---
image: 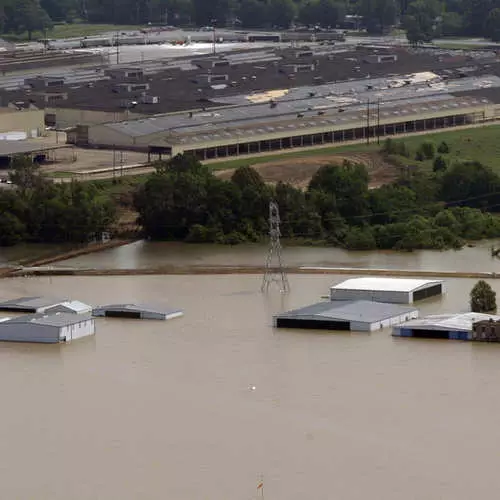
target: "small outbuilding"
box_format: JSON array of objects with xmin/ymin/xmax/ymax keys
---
[
  {"xmin": 330, "ymin": 277, "xmax": 444, "ymax": 304},
  {"xmin": 0, "ymin": 296, "xmax": 70, "ymax": 313},
  {"xmin": 0, "ymin": 312, "xmax": 95, "ymax": 343},
  {"xmin": 92, "ymin": 303, "xmax": 183, "ymax": 321},
  {"xmin": 274, "ymin": 300, "xmax": 418, "ymax": 332},
  {"xmin": 393, "ymin": 312, "xmax": 500, "ymax": 341},
  {"xmin": 44, "ymin": 300, "xmax": 92, "ymax": 315}
]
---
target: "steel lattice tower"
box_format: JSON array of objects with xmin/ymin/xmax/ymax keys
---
[{"xmin": 261, "ymin": 201, "xmax": 290, "ymax": 293}]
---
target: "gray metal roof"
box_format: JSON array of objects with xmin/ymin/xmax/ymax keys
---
[
  {"xmin": 103, "ymin": 71, "xmax": 495, "ymax": 143},
  {"xmin": 0, "ymin": 296, "xmax": 67, "ymax": 310},
  {"xmin": 276, "ymin": 300, "xmax": 417, "ymax": 323},
  {"xmin": 93, "ymin": 303, "xmax": 182, "ymax": 315},
  {"xmin": 0, "ymin": 142, "xmax": 70, "ymax": 157},
  {"xmin": 394, "ymin": 312, "xmax": 500, "ymax": 332},
  {"xmin": 1, "ymin": 312, "xmax": 92, "ymax": 327}
]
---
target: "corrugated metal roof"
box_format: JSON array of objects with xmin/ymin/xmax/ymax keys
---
[
  {"xmin": 2, "ymin": 312, "xmax": 93, "ymax": 327},
  {"xmin": 395, "ymin": 312, "xmax": 500, "ymax": 332},
  {"xmin": 0, "ymin": 296, "xmax": 67, "ymax": 309},
  {"xmin": 276, "ymin": 300, "xmax": 417, "ymax": 323},
  {"xmin": 331, "ymin": 278, "xmax": 443, "ymax": 293},
  {"xmin": 93, "ymin": 303, "xmax": 182, "ymax": 316}
]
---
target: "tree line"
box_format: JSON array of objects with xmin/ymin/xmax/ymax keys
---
[
  {"xmin": 4, "ymin": 0, "xmax": 500, "ymax": 43},
  {"xmin": 0, "ymin": 157, "xmax": 115, "ymax": 246},
  {"xmin": 133, "ymin": 151, "xmax": 500, "ymax": 251}
]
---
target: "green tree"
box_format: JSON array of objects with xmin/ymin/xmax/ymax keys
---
[
  {"xmin": 485, "ymin": 8, "xmax": 500, "ymax": 41},
  {"xmin": 441, "ymin": 11, "xmax": 463, "ymax": 36},
  {"xmin": 433, "ymin": 155, "xmax": 447, "ymax": 172},
  {"xmin": 359, "ymin": 0, "xmax": 397, "ymax": 33},
  {"xmin": 237, "ymin": 0, "xmax": 268, "ymax": 27},
  {"xmin": 267, "ymin": 0, "xmax": 295, "ymax": 27},
  {"xmin": 470, "ymin": 280, "xmax": 497, "ymax": 313},
  {"xmin": 437, "ymin": 141, "xmax": 449, "ymax": 154}
]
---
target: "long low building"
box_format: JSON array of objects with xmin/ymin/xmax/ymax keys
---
[
  {"xmin": 85, "ymin": 92, "xmax": 498, "ymax": 158},
  {"xmin": 393, "ymin": 312, "xmax": 500, "ymax": 341},
  {"xmin": 330, "ymin": 277, "xmax": 444, "ymax": 304},
  {"xmin": 0, "ymin": 312, "xmax": 95, "ymax": 343},
  {"xmin": 274, "ymin": 300, "xmax": 419, "ymax": 332},
  {"xmin": 92, "ymin": 303, "xmax": 183, "ymax": 320}
]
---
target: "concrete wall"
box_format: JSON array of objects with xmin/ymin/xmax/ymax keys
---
[{"xmin": 0, "ymin": 108, "xmax": 44, "ymax": 137}]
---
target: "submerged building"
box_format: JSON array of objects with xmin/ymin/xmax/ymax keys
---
[
  {"xmin": 330, "ymin": 277, "xmax": 444, "ymax": 304},
  {"xmin": 274, "ymin": 300, "xmax": 418, "ymax": 332},
  {"xmin": 92, "ymin": 303, "xmax": 183, "ymax": 320},
  {"xmin": 0, "ymin": 297, "xmax": 92, "ymax": 314},
  {"xmin": 0, "ymin": 312, "xmax": 95, "ymax": 343},
  {"xmin": 393, "ymin": 312, "xmax": 500, "ymax": 341}
]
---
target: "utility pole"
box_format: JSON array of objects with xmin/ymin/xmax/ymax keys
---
[
  {"xmin": 116, "ymin": 31, "xmax": 120, "ymax": 65},
  {"xmin": 211, "ymin": 18, "xmax": 217, "ymax": 55},
  {"xmin": 261, "ymin": 201, "xmax": 290, "ymax": 293},
  {"xmin": 366, "ymin": 98, "xmax": 370, "ymax": 145},
  {"xmin": 377, "ymin": 98, "xmax": 380, "ymax": 145}
]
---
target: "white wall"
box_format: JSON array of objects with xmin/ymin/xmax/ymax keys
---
[
  {"xmin": 330, "ymin": 289, "xmax": 411, "ymax": 304},
  {"xmin": 351, "ymin": 310, "xmax": 419, "ymax": 332},
  {"xmin": 61, "ymin": 319, "xmax": 95, "ymax": 341}
]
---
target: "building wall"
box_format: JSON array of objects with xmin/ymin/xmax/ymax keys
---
[
  {"xmin": 0, "ymin": 108, "xmax": 44, "ymax": 137},
  {"xmin": 0, "ymin": 324, "xmax": 59, "ymax": 343},
  {"xmin": 47, "ymin": 107, "xmax": 146, "ymax": 129},
  {"xmin": 330, "ymin": 289, "xmax": 410, "ymax": 304},
  {"xmin": 62, "ymin": 318, "xmax": 95, "ymax": 341},
  {"xmin": 351, "ymin": 310, "xmax": 418, "ymax": 331}
]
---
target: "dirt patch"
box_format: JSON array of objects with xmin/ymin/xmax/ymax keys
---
[{"xmin": 216, "ymin": 151, "xmax": 398, "ymax": 189}]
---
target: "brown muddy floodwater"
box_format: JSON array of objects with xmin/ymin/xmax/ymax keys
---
[
  {"xmin": 1, "ymin": 271, "xmax": 500, "ymax": 500},
  {"xmin": 54, "ymin": 239, "xmax": 500, "ymax": 273}
]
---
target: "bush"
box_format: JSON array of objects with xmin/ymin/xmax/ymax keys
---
[
  {"xmin": 420, "ymin": 141, "xmax": 436, "ymax": 160},
  {"xmin": 415, "ymin": 150, "xmax": 425, "ymax": 161},
  {"xmin": 470, "ymin": 280, "xmax": 497, "ymax": 312},
  {"xmin": 437, "ymin": 141, "xmax": 450, "ymax": 154},
  {"xmin": 433, "ymin": 155, "xmax": 447, "ymax": 172},
  {"xmin": 343, "ymin": 226, "xmax": 377, "ymax": 250}
]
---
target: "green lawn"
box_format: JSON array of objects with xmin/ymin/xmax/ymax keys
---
[
  {"xmin": 384, "ymin": 125, "xmax": 500, "ymax": 172},
  {"xmin": 5, "ymin": 23, "xmax": 144, "ymax": 42}
]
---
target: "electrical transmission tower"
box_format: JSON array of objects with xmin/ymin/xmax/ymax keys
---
[{"xmin": 261, "ymin": 201, "xmax": 290, "ymax": 293}]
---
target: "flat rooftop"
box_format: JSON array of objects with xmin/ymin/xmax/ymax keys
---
[
  {"xmin": 0, "ymin": 141, "xmax": 71, "ymax": 157},
  {"xmin": 331, "ymin": 278, "xmax": 444, "ymax": 293},
  {"xmin": 276, "ymin": 300, "xmax": 418, "ymax": 323},
  {"xmin": 0, "ymin": 296, "xmax": 67, "ymax": 310},
  {"xmin": 394, "ymin": 312, "xmax": 500, "ymax": 332}
]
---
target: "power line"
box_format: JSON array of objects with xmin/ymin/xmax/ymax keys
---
[{"xmin": 261, "ymin": 201, "xmax": 290, "ymax": 293}]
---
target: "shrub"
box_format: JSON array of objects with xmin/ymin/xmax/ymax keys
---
[
  {"xmin": 470, "ymin": 280, "xmax": 497, "ymax": 312},
  {"xmin": 437, "ymin": 141, "xmax": 450, "ymax": 154}
]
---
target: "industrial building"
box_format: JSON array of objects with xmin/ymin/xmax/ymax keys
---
[
  {"xmin": 92, "ymin": 303, "xmax": 184, "ymax": 320},
  {"xmin": 0, "ymin": 312, "xmax": 95, "ymax": 343},
  {"xmin": 0, "ymin": 104, "xmax": 44, "ymax": 140},
  {"xmin": 330, "ymin": 278, "xmax": 444, "ymax": 304},
  {"xmin": 393, "ymin": 312, "xmax": 500, "ymax": 341},
  {"xmin": 0, "ymin": 296, "xmax": 72, "ymax": 313},
  {"xmin": 274, "ymin": 300, "xmax": 418, "ymax": 332},
  {"xmin": 44, "ymin": 300, "xmax": 93, "ymax": 315}
]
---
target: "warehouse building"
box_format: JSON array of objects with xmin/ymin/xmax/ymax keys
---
[
  {"xmin": 330, "ymin": 277, "xmax": 444, "ymax": 304},
  {"xmin": 274, "ymin": 300, "xmax": 418, "ymax": 332},
  {"xmin": 0, "ymin": 312, "xmax": 95, "ymax": 343},
  {"xmin": 85, "ymin": 93, "xmax": 496, "ymax": 157},
  {"xmin": 92, "ymin": 303, "xmax": 183, "ymax": 320},
  {"xmin": 0, "ymin": 296, "xmax": 70, "ymax": 313},
  {"xmin": 44, "ymin": 300, "xmax": 93, "ymax": 315},
  {"xmin": 0, "ymin": 104, "xmax": 44, "ymax": 140},
  {"xmin": 393, "ymin": 312, "xmax": 500, "ymax": 341}
]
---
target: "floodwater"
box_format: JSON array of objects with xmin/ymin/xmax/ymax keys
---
[
  {"xmin": 1, "ymin": 270, "xmax": 500, "ymax": 499},
  {"xmin": 55, "ymin": 238, "xmax": 500, "ymax": 273}
]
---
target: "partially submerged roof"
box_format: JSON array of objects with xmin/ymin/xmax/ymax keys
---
[
  {"xmin": 276, "ymin": 300, "xmax": 417, "ymax": 323},
  {"xmin": 0, "ymin": 296, "xmax": 67, "ymax": 310},
  {"xmin": 0, "ymin": 312, "xmax": 93, "ymax": 328},
  {"xmin": 397, "ymin": 312, "xmax": 500, "ymax": 332},
  {"xmin": 331, "ymin": 277, "xmax": 443, "ymax": 293},
  {"xmin": 93, "ymin": 303, "xmax": 182, "ymax": 316},
  {"xmin": 45, "ymin": 300, "xmax": 92, "ymax": 314}
]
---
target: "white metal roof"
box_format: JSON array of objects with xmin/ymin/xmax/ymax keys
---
[
  {"xmin": 331, "ymin": 277, "xmax": 443, "ymax": 293},
  {"xmin": 396, "ymin": 312, "xmax": 500, "ymax": 332}
]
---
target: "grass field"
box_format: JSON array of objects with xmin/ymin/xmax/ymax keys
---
[
  {"xmin": 206, "ymin": 125, "xmax": 500, "ymax": 172},
  {"xmin": 5, "ymin": 23, "xmax": 144, "ymax": 42},
  {"xmin": 383, "ymin": 125, "xmax": 500, "ymax": 171}
]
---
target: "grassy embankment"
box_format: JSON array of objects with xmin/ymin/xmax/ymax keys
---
[
  {"xmin": 4, "ymin": 23, "xmax": 145, "ymax": 42},
  {"xmin": 83, "ymin": 124, "xmax": 500, "ymax": 191}
]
